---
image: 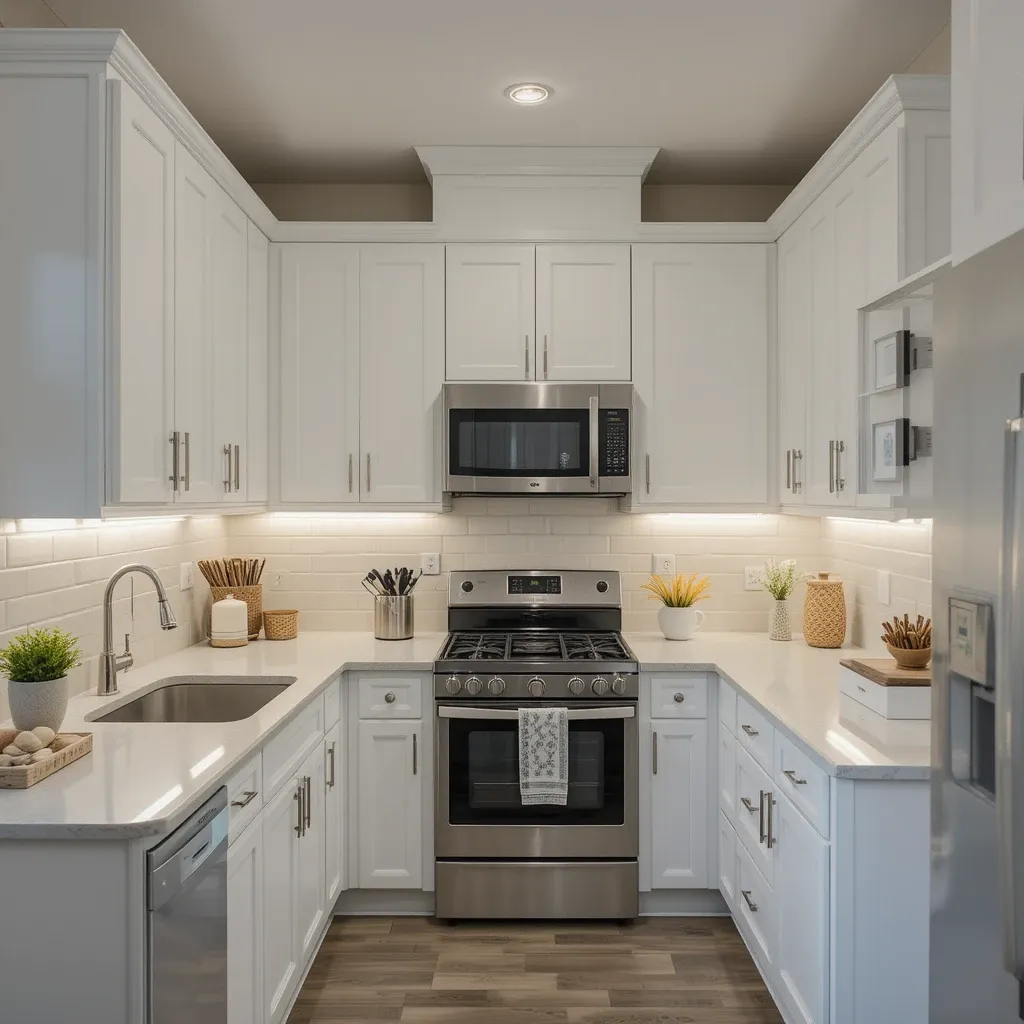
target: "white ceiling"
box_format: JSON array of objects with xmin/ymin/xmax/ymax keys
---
[{"xmin": 40, "ymin": 0, "xmax": 949, "ymax": 185}]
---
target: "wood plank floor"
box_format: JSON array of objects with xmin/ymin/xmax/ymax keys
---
[{"xmin": 288, "ymin": 917, "xmax": 784, "ymax": 1023}]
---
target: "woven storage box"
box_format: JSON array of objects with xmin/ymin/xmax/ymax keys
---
[
  {"xmin": 263, "ymin": 609, "xmax": 299, "ymax": 641},
  {"xmin": 211, "ymin": 584, "xmax": 262, "ymax": 640},
  {"xmin": 803, "ymin": 573, "xmax": 846, "ymax": 648}
]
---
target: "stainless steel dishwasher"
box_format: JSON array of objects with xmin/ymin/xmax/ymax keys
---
[{"xmin": 147, "ymin": 788, "xmax": 229, "ymax": 1023}]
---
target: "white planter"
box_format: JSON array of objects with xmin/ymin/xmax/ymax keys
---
[
  {"xmin": 769, "ymin": 600, "xmax": 792, "ymax": 642},
  {"xmin": 657, "ymin": 606, "xmax": 705, "ymax": 641},
  {"xmin": 6, "ymin": 676, "xmax": 69, "ymax": 732}
]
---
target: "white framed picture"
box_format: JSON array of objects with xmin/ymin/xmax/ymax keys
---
[
  {"xmin": 872, "ymin": 419, "xmax": 901, "ymax": 482},
  {"xmin": 873, "ymin": 333, "xmax": 900, "ymax": 391}
]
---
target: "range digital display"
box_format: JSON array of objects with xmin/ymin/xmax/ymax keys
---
[{"xmin": 508, "ymin": 575, "xmax": 562, "ymax": 595}]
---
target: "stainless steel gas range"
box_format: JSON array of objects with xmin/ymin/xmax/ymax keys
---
[{"xmin": 433, "ymin": 569, "xmax": 639, "ymax": 921}]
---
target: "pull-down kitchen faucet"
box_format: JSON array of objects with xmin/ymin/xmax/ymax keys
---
[{"xmin": 99, "ymin": 564, "xmax": 177, "ymax": 695}]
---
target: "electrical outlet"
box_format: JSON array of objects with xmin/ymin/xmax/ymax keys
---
[
  {"xmin": 744, "ymin": 566, "xmax": 764, "ymax": 591},
  {"xmin": 179, "ymin": 561, "xmax": 194, "ymax": 591},
  {"xmin": 653, "ymin": 554, "xmax": 675, "ymax": 575},
  {"xmin": 877, "ymin": 569, "xmax": 891, "ymax": 606},
  {"xmin": 272, "ymin": 572, "xmax": 284, "ymax": 591},
  {"xmin": 421, "ymin": 552, "xmax": 441, "ymax": 576}
]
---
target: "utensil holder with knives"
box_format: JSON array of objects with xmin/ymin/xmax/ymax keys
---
[{"xmin": 364, "ymin": 565, "xmax": 422, "ymax": 640}]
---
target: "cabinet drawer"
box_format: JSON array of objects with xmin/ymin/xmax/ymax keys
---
[
  {"xmin": 226, "ymin": 752, "xmax": 262, "ymax": 844},
  {"xmin": 773, "ymin": 731, "xmax": 830, "ymax": 839},
  {"xmin": 358, "ymin": 675, "xmax": 422, "ymax": 719},
  {"xmin": 263, "ymin": 695, "xmax": 325, "ymax": 798},
  {"xmin": 737, "ymin": 839, "xmax": 776, "ymax": 967},
  {"xmin": 718, "ymin": 677, "xmax": 737, "ymax": 736},
  {"xmin": 650, "ymin": 674, "xmax": 708, "ymax": 718},
  {"xmin": 718, "ymin": 810, "xmax": 737, "ymax": 910},
  {"xmin": 719, "ymin": 724, "xmax": 737, "ymax": 824},
  {"xmin": 324, "ymin": 676, "xmax": 341, "ymax": 730},
  {"xmin": 735, "ymin": 693, "xmax": 774, "ymax": 773},
  {"xmin": 735, "ymin": 743, "xmax": 775, "ymax": 885}
]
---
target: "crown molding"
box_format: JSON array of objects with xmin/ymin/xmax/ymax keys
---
[
  {"xmin": 766, "ymin": 74, "xmax": 950, "ymax": 239},
  {"xmin": 416, "ymin": 146, "xmax": 661, "ymax": 183},
  {"xmin": 634, "ymin": 222, "xmax": 777, "ymax": 244},
  {"xmin": 269, "ymin": 221, "xmax": 442, "ymax": 243}
]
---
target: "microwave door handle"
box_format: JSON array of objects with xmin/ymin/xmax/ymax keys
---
[
  {"xmin": 437, "ymin": 706, "xmax": 635, "ymax": 721},
  {"xmin": 589, "ymin": 395, "xmax": 600, "ymax": 491},
  {"xmin": 999, "ymin": 416, "xmax": 1024, "ymax": 978}
]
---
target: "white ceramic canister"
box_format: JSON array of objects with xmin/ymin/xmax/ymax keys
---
[{"xmin": 210, "ymin": 594, "xmax": 249, "ymax": 648}]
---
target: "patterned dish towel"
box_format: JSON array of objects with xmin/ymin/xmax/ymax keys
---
[{"xmin": 518, "ymin": 706, "xmax": 569, "ymax": 805}]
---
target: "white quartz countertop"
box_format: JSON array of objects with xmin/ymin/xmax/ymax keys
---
[{"xmin": 0, "ymin": 630, "xmax": 930, "ymax": 839}]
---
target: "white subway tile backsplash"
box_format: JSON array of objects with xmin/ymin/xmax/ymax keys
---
[{"xmin": 6, "ymin": 533, "xmax": 54, "ymax": 567}]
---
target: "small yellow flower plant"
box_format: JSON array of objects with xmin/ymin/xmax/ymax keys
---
[{"xmin": 640, "ymin": 572, "xmax": 712, "ymax": 608}]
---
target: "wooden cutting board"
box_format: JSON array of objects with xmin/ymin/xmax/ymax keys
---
[{"xmin": 840, "ymin": 658, "xmax": 931, "ymax": 687}]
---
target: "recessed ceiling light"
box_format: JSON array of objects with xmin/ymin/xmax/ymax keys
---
[{"xmin": 505, "ymin": 83, "xmax": 551, "ymax": 105}]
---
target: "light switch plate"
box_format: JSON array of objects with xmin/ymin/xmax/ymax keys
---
[
  {"xmin": 421, "ymin": 553, "xmax": 441, "ymax": 576},
  {"xmin": 179, "ymin": 561, "xmax": 194, "ymax": 591},
  {"xmin": 653, "ymin": 554, "xmax": 675, "ymax": 575},
  {"xmin": 744, "ymin": 566, "xmax": 764, "ymax": 591},
  {"xmin": 877, "ymin": 570, "xmax": 891, "ymax": 606}
]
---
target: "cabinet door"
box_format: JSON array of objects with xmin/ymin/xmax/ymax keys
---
[
  {"xmin": 173, "ymin": 144, "xmax": 220, "ymax": 503},
  {"xmin": 857, "ymin": 126, "xmax": 900, "ymax": 306},
  {"xmin": 210, "ymin": 187, "xmax": 249, "ymax": 501},
  {"xmin": 777, "ymin": 224, "xmax": 810, "ymax": 506},
  {"xmin": 296, "ymin": 743, "xmax": 327, "ymax": 965},
  {"xmin": 324, "ymin": 721, "xmax": 345, "ymax": 905},
  {"xmin": 246, "ymin": 223, "xmax": 269, "ymax": 503},
  {"xmin": 262, "ymin": 776, "xmax": 302, "ymax": 1024},
  {"xmin": 536, "ymin": 244, "xmax": 631, "ymax": 380},
  {"xmin": 719, "ymin": 723, "xmax": 737, "ymax": 824},
  {"xmin": 775, "ymin": 792, "xmax": 830, "ymax": 1024},
  {"xmin": 803, "ymin": 197, "xmax": 838, "ymax": 506},
  {"xmin": 952, "ymin": 0, "xmax": 1024, "ymax": 264},
  {"xmin": 718, "ymin": 810, "xmax": 738, "ymax": 909},
  {"xmin": 633, "ymin": 245, "xmax": 769, "ymax": 505},
  {"xmin": 357, "ymin": 719, "xmax": 423, "ymax": 888},
  {"xmin": 109, "ymin": 82, "xmax": 176, "ymax": 505},
  {"xmin": 446, "ymin": 245, "xmax": 535, "ymax": 380},
  {"xmin": 228, "ymin": 816, "xmax": 264, "ymax": 1024},
  {"xmin": 278, "ymin": 243, "xmax": 360, "ymax": 503},
  {"xmin": 650, "ymin": 720, "xmax": 708, "ymax": 888},
  {"xmin": 359, "ymin": 245, "xmax": 444, "ymax": 503}
]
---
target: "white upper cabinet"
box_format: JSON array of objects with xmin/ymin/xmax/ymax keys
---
[
  {"xmin": 952, "ymin": 0, "xmax": 1024, "ymax": 264},
  {"xmin": 446, "ymin": 245, "xmax": 535, "ymax": 380},
  {"xmin": 246, "ymin": 224, "xmax": 270, "ymax": 503},
  {"xmin": 278, "ymin": 244, "xmax": 360, "ymax": 504},
  {"xmin": 109, "ymin": 81, "xmax": 176, "ymax": 506},
  {"xmin": 210, "ymin": 188, "xmax": 249, "ymax": 501},
  {"xmin": 778, "ymin": 224, "xmax": 810, "ymax": 506},
  {"xmin": 359, "ymin": 245, "xmax": 444, "ymax": 503},
  {"xmin": 536, "ymin": 244, "xmax": 632, "ymax": 380},
  {"xmin": 632, "ymin": 244, "xmax": 769, "ymax": 506}
]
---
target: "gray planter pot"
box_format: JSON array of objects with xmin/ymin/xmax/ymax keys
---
[{"xmin": 6, "ymin": 676, "xmax": 69, "ymax": 732}]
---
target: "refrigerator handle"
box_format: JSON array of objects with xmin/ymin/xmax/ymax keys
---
[{"xmin": 999, "ymin": 416, "xmax": 1024, "ymax": 978}]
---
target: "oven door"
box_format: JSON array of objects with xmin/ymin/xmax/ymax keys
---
[{"xmin": 435, "ymin": 702, "xmax": 638, "ymax": 859}]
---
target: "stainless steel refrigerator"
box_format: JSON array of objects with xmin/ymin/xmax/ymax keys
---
[{"xmin": 931, "ymin": 227, "xmax": 1024, "ymax": 1021}]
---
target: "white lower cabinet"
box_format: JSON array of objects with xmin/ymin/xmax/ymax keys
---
[
  {"xmin": 356, "ymin": 718, "xmax": 423, "ymax": 888},
  {"xmin": 324, "ymin": 721, "xmax": 345, "ymax": 904},
  {"xmin": 775, "ymin": 790, "xmax": 829, "ymax": 1024},
  {"xmin": 736, "ymin": 838, "xmax": 775, "ymax": 967},
  {"xmin": 227, "ymin": 816, "xmax": 264, "ymax": 1024},
  {"xmin": 295, "ymin": 744, "xmax": 327, "ymax": 964},
  {"xmin": 718, "ymin": 810, "xmax": 738, "ymax": 909},
  {"xmin": 650, "ymin": 720, "xmax": 708, "ymax": 888}
]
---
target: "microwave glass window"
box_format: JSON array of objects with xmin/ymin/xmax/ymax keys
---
[{"xmin": 450, "ymin": 409, "xmax": 590, "ymax": 477}]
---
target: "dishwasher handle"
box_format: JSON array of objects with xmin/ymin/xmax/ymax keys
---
[{"xmin": 148, "ymin": 792, "xmax": 228, "ymax": 912}]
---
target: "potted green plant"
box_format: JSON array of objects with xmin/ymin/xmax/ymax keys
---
[
  {"xmin": 761, "ymin": 558, "xmax": 803, "ymax": 641},
  {"xmin": 0, "ymin": 627, "xmax": 81, "ymax": 731}
]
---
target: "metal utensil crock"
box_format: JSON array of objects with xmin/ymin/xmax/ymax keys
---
[{"xmin": 374, "ymin": 595, "xmax": 414, "ymax": 640}]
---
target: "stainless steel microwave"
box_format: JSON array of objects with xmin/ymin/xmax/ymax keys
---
[{"xmin": 442, "ymin": 382, "xmax": 633, "ymax": 495}]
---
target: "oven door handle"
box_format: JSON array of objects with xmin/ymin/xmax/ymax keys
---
[
  {"xmin": 437, "ymin": 705, "xmax": 635, "ymax": 721},
  {"xmin": 589, "ymin": 395, "xmax": 600, "ymax": 491}
]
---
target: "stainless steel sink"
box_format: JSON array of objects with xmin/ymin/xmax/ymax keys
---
[{"xmin": 93, "ymin": 675, "xmax": 297, "ymax": 723}]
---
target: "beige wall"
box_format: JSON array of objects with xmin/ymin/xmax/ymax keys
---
[
  {"xmin": 641, "ymin": 184, "xmax": 791, "ymax": 223},
  {"xmin": 905, "ymin": 21, "xmax": 951, "ymax": 74}
]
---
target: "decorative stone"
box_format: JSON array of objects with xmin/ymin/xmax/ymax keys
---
[
  {"xmin": 50, "ymin": 735, "xmax": 77, "ymax": 752},
  {"xmin": 31, "ymin": 726, "xmax": 56, "ymax": 747},
  {"xmin": 0, "ymin": 728, "xmax": 18, "ymax": 751},
  {"xmin": 3, "ymin": 744, "xmax": 25, "ymax": 757},
  {"xmin": 0, "ymin": 755, "xmax": 13, "ymax": 767},
  {"xmin": 13, "ymin": 731, "xmax": 43, "ymax": 754},
  {"xmin": 30, "ymin": 748, "xmax": 55, "ymax": 763},
  {"xmin": 10, "ymin": 754, "xmax": 32, "ymax": 766}
]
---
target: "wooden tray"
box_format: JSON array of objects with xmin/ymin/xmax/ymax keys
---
[
  {"xmin": 839, "ymin": 657, "xmax": 931, "ymax": 687},
  {"xmin": 0, "ymin": 732, "xmax": 92, "ymax": 789}
]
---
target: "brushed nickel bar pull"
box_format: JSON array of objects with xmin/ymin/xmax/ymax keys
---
[
  {"xmin": 829, "ymin": 439, "xmax": 836, "ymax": 494},
  {"xmin": 741, "ymin": 889, "xmax": 759, "ymax": 913},
  {"xmin": 348, "ymin": 454, "xmax": 354, "ymax": 494},
  {"xmin": 794, "ymin": 449, "xmax": 803, "ymax": 493},
  {"xmin": 182, "ymin": 431, "xmax": 191, "ymax": 492},
  {"xmin": 234, "ymin": 443, "xmax": 241, "ymax": 492},
  {"xmin": 294, "ymin": 785, "xmax": 303, "ymax": 836},
  {"xmin": 543, "ymin": 335, "xmax": 549, "ymax": 379},
  {"xmin": 786, "ymin": 448, "xmax": 792, "ymax": 491},
  {"xmin": 231, "ymin": 790, "xmax": 258, "ymax": 809},
  {"xmin": 304, "ymin": 775, "xmax": 311, "ymax": 829},
  {"xmin": 766, "ymin": 790, "xmax": 775, "ymax": 849},
  {"xmin": 783, "ymin": 768, "xmax": 807, "ymax": 786},
  {"xmin": 758, "ymin": 790, "xmax": 767, "ymax": 844},
  {"xmin": 741, "ymin": 723, "xmax": 759, "ymax": 737},
  {"xmin": 645, "ymin": 454, "xmax": 651, "ymax": 494},
  {"xmin": 740, "ymin": 796, "xmax": 759, "ymax": 815},
  {"xmin": 169, "ymin": 431, "xmax": 180, "ymax": 490},
  {"xmin": 836, "ymin": 439, "xmax": 846, "ymax": 492},
  {"xmin": 327, "ymin": 742, "xmax": 336, "ymax": 789},
  {"xmin": 366, "ymin": 452, "xmax": 371, "ymax": 492},
  {"xmin": 525, "ymin": 335, "xmax": 530, "ymax": 379},
  {"xmin": 223, "ymin": 444, "xmax": 233, "ymax": 493},
  {"xmin": 412, "ymin": 733, "xmax": 418, "ymax": 776},
  {"xmin": 653, "ymin": 731, "xmax": 658, "ymax": 775}
]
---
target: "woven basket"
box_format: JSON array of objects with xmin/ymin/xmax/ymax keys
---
[
  {"xmin": 211, "ymin": 585, "xmax": 262, "ymax": 640},
  {"xmin": 803, "ymin": 573, "xmax": 846, "ymax": 648},
  {"xmin": 263, "ymin": 609, "xmax": 299, "ymax": 641}
]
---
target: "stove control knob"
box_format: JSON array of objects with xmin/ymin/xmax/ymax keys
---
[
  {"xmin": 591, "ymin": 676, "xmax": 610, "ymax": 696},
  {"xmin": 444, "ymin": 676, "xmax": 462, "ymax": 696},
  {"xmin": 567, "ymin": 676, "xmax": 586, "ymax": 696},
  {"xmin": 487, "ymin": 676, "xmax": 506, "ymax": 695},
  {"xmin": 460, "ymin": 580, "xmax": 474, "ymax": 593},
  {"xmin": 596, "ymin": 580, "xmax": 609, "ymax": 593},
  {"xmin": 527, "ymin": 677, "xmax": 546, "ymax": 698},
  {"xmin": 611, "ymin": 673, "xmax": 627, "ymax": 696},
  {"xmin": 464, "ymin": 676, "xmax": 483, "ymax": 696}
]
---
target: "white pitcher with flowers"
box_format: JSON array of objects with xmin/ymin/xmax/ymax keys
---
[{"xmin": 641, "ymin": 572, "xmax": 712, "ymax": 640}]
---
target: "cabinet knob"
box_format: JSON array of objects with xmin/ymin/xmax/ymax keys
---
[
  {"xmin": 385, "ymin": 691, "xmax": 397, "ymax": 704},
  {"xmin": 673, "ymin": 692, "xmax": 685, "ymax": 703}
]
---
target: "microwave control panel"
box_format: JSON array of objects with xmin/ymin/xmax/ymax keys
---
[{"xmin": 599, "ymin": 409, "xmax": 630, "ymax": 476}]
